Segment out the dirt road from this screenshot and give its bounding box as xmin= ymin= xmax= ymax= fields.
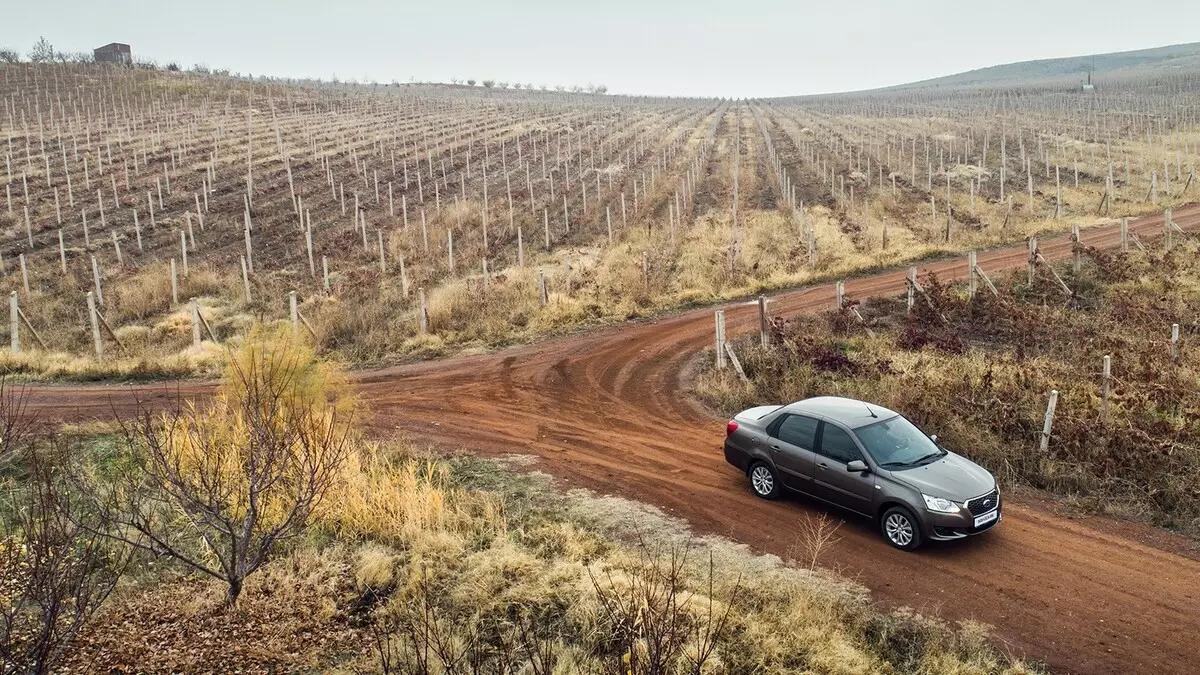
xmin=25 ymin=207 xmax=1200 ymax=674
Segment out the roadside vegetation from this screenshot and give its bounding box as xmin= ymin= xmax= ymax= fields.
xmin=694 ymin=242 xmax=1200 ymax=536
xmin=0 ymin=328 xmax=1041 ymax=673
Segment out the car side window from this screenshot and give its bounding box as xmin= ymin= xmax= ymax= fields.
xmin=773 ymin=415 xmax=819 ymax=450
xmin=818 ymin=424 xmax=863 ymax=464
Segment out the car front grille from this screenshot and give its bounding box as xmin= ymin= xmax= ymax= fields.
xmin=966 ymin=489 xmax=1000 ymax=516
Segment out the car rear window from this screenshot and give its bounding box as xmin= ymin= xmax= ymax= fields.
xmin=774 ymin=415 xmax=819 ymax=450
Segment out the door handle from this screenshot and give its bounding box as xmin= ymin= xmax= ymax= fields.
xmin=817 ymin=462 xmax=828 ymax=469
xmin=769 ymin=444 xmax=781 ymax=451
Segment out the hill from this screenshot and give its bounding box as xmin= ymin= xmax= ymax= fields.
xmin=849 ymin=42 xmax=1200 ymax=93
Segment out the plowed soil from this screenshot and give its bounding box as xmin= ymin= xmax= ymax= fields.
xmin=25 ymin=206 xmax=1200 ymax=674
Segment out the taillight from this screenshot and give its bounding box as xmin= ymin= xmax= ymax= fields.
xmin=726 ymin=420 xmax=739 ymax=437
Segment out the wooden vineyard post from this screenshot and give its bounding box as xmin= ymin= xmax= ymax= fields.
xmin=170 ymin=259 xmax=179 ymax=305
xmin=447 ymin=231 xmax=455 ymax=273
xmin=1171 ymin=323 xmax=1180 ymax=362
xmin=418 ymin=287 xmax=428 ymax=334
xmin=724 ymin=342 xmax=750 ymax=383
xmin=91 ymin=256 xmax=104 ymax=306
xmin=305 ymin=222 xmax=315 ymax=277
xmin=1164 ymin=209 xmax=1173 ymax=250
xmin=1027 ymin=238 xmax=1037 ymax=286
xmin=180 ymin=230 xmax=189 ymax=278
xmin=9 ymin=292 xmax=18 ymax=353
xmin=907 ymin=267 xmax=916 ymax=314
xmin=968 ymin=251 xmax=977 ymax=299
xmin=289 ymin=291 xmax=299 ymax=329
xmin=835 ymin=281 xmax=845 ymax=310
xmin=241 ymin=256 xmax=252 ymax=302
xmin=806 ymin=220 xmax=816 ymax=266
xmin=715 ymin=310 xmax=727 ymax=370
xmin=377 ymin=231 xmax=386 ymax=274
xmin=538 ymin=270 xmax=548 ymax=306
xmin=1072 ymin=225 xmax=1081 ymax=274
xmin=1101 ymin=354 xmax=1111 ymax=425
xmin=1120 ymin=218 xmax=1129 ymax=253
xmin=759 ymin=295 xmax=769 ymax=347
xmin=1040 ymin=389 xmax=1059 ymax=452
xmin=190 ymin=298 xmax=202 ymax=347
xmin=244 ymin=226 xmax=254 ymax=273
xmin=87 ymin=291 xmax=102 ymax=359
xmin=19 ymin=254 xmax=29 ymax=294
xmin=58 ymin=229 xmax=67 ymax=274
xmin=517 ymin=228 xmax=525 ymax=268
xmin=323 ymin=256 xmax=330 ymax=292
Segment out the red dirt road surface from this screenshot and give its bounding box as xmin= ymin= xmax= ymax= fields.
xmin=25 ymin=206 xmax=1200 ymax=674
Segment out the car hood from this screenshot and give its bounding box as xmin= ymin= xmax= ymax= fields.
xmin=886 ymin=451 xmax=996 ymax=502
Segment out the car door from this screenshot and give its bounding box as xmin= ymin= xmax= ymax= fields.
xmin=766 ymin=414 xmax=820 ymax=492
xmin=811 ymin=422 xmax=876 ymax=514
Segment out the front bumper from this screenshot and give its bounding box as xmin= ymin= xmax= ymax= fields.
xmin=923 ymin=503 xmax=1002 ymax=541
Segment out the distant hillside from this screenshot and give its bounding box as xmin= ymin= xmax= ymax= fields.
xmin=884 ymin=42 xmax=1200 ymax=91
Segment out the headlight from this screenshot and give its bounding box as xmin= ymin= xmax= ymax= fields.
xmin=922 ymin=494 xmax=962 ymax=513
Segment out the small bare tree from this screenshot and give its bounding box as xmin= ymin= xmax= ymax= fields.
xmin=1 ymin=381 xmax=127 ymax=675
xmin=84 ymin=332 xmax=354 ymax=605
xmin=26 ymin=37 xmax=54 ymax=63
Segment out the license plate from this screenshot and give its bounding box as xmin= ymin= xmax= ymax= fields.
xmin=974 ymin=510 xmax=998 ymax=527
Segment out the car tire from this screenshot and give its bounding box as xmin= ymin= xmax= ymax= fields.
xmin=748 ymin=462 xmax=781 ymax=500
xmin=881 ymin=506 xmax=923 ymax=551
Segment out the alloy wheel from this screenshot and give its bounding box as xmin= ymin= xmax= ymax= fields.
xmin=885 ymin=513 xmax=914 ymax=547
xmin=751 ymin=465 xmax=774 ymax=496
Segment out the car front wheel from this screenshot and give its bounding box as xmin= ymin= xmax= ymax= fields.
xmin=748 ymin=462 xmax=781 ymax=500
xmin=881 ymin=506 xmax=923 ymax=551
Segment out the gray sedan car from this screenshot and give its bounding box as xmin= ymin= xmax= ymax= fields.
xmin=723 ymin=396 xmax=1000 ymax=550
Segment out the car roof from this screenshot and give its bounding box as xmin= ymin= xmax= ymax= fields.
xmin=785 ymin=396 xmax=900 ymax=429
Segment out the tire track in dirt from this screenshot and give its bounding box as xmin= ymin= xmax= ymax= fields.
xmin=24 ymin=206 xmax=1200 ymax=675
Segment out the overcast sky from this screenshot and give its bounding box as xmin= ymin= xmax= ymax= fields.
xmin=3 ymin=0 xmax=1199 ymax=97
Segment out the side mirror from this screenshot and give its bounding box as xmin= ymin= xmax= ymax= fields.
xmin=929 ymin=434 xmax=939 ymax=444
xmin=846 ymin=460 xmax=869 ymax=473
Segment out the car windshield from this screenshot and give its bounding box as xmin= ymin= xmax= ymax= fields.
xmin=855 ymin=415 xmax=944 ymax=468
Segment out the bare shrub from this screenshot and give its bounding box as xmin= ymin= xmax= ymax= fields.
xmin=1 ymin=387 xmax=127 ymax=674
xmin=585 ymin=540 xmax=741 ymax=674
xmin=796 ymin=513 xmax=843 ymax=569
xmin=83 ymin=325 xmax=355 ymax=605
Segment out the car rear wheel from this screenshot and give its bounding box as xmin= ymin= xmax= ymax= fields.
xmin=881 ymin=506 xmax=922 ymax=551
xmin=748 ymin=462 xmax=781 ymax=500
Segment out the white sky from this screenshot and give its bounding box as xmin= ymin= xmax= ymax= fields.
xmin=3 ymin=0 xmax=1199 ymax=97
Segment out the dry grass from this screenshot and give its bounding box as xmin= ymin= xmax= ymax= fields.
xmin=58 ymin=436 xmax=1040 ymax=673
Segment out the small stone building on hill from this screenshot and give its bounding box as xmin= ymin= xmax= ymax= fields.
xmin=94 ymin=43 xmax=132 ymax=65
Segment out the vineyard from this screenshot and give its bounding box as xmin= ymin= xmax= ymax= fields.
xmin=1 ymin=63 xmax=1198 ymax=379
